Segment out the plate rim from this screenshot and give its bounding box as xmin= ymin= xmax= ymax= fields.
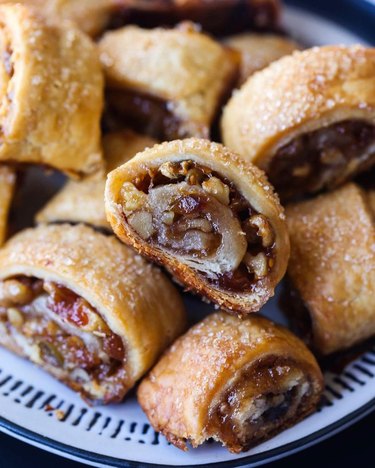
xmin=1 ymin=1 xmax=375 ymax=467
xmin=1 ymin=397 xmax=374 ymax=468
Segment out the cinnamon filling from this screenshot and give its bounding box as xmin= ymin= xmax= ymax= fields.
xmin=209 ymin=358 xmax=311 ymax=452
xmin=0 ymin=276 xmax=127 ymax=403
xmin=121 ymin=160 xmax=275 ymax=292
xmin=105 ymin=89 xmax=186 ymax=140
xmin=268 ymin=119 xmax=375 ymax=200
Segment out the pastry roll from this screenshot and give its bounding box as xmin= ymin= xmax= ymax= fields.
xmin=0 ymin=4 xmax=104 ymax=177
xmin=286 ymin=183 xmax=375 ymax=355
xmin=105 ymin=138 xmax=289 ymax=315
xmin=0 ymin=167 xmax=16 ymax=246
xmin=0 ymin=224 xmax=186 ymax=403
xmin=225 ymin=33 xmax=300 ymax=85
xmin=222 ymin=46 xmax=375 ymax=200
xmin=0 ymin=1 xmax=122 ymax=37
xmin=120 ymin=1 xmax=281 ymax=36
xmin=138 ymin=312 xmax=323 ymax=453
xmin=99 ymin=24 xmax=238 ymax=140
xmin=36 ymin=131 xmax=156 ymax=230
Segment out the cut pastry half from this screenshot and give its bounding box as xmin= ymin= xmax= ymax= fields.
xmin=0 ymin=224 xmax=186 ymax=403
xmin=105 ymin=138 xmax=289 ymax=315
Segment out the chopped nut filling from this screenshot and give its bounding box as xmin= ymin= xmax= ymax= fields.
xmin=268 ymin=119 xmax=375 ymax=200
xmin=210 ymin=361 xmax=311 ymax=450
xmin=121 ymin=160 xmax=276 ymax=292
xmin=0 ymin=277 xmax=127 ymax=403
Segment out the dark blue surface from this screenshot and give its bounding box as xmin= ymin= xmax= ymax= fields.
xmin=1 ymin=0 xmax=374 ymax=467
xmin=285 ymin=0 xmax=375 ymax=44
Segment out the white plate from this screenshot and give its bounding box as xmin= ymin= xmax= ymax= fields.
xmin=1 ymin=5 xmax=374 ymax=468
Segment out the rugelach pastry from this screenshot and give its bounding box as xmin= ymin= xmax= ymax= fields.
xmin=0 ymin=0 xmax=123 ymax=37
xmin=286 ymin=183 xmax=375 ymax=355
xmin=99 ymin=24 xmax=238 ymax=139
xmin=105 ymin=138 xmax=290 ymax=315
xmin=36 ymin=131 xmax=156 ymax=230
xmin=120 ymin=0 xmax=281 ymax=36
xmin=138 ymin=312 xmax=323 ymax=453
xmin=222 ymin=46 xmax=375 ymax=200
xmin=225 ymin=33 xmax=300 ymax=85
xmin=0 ymin=224 xmax=186 ymax=403
xmin=0 ymin=167 xmax=16 ymax=246
xmin=0 ymin=4 xmax=104 ymax=177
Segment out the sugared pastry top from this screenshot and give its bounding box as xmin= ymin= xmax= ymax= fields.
xmin=138 ymin=311 xmax=323 ymax=453
xmin=285 ymin=183 xmax=375 ymax=355
xmin=0 ymin=4 xmax=104 ymax=177
xmin=222 ymin=45 xmax=375 ymax=200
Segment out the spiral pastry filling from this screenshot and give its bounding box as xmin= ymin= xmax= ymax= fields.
xmin=121 ymin=160 xmax=276 ymax=293
xmin=0 ymin=276 xmax=127 ymax=403
xmin=268 ymin=120 xmax=375 ymax=200
xmin=209 ymin=359 xmax=312 ymax=451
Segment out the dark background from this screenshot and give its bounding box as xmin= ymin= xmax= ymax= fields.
xmin=1 ymin=0 xmax=374 ymax=467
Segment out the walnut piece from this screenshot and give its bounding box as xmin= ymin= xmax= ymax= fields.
xmin=121 ymin=182 xmax=147 ymax=213
xmin=248 ymin=214 xmax=274 ymax=247
xmin=202 ymin=177 xmax=230 ymax=205
xmin=0 ymin=279 xmax=35 ymax=307
xmin=244 ymin=252 xmax=268 ymax=279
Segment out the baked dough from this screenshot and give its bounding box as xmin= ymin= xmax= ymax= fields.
xmin=105 ymin=138 xmax=289 ymax=315
xmin=138 ymin=312 xmax=323 ymax=453
xmin=222 ymin=45 xmax=375 ymax=200
xmin=36 ymin=131 xmax=157 ymax=230
xmin=225 ymin=33 xmax=300 ymax=85
xmin=0 ymin=0 xmax=122 ymax=37
xmin=0 ymin=166 xmax=16 ymax=246
xmin=99 ymin=24 xmax=238 ymax=139
xmin=286 ymin=183 xmax=375 ymax=355
xmin=0 ymin=4 xmax=104 ymax=176
xmin=120 ymin=0 xmax=281 ymax=36
xmin=0 ymin=224 xmax=186 ymax=403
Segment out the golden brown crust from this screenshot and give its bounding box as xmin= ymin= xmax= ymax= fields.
xmin=105 ymin=138 xmax=290 ymax=315
xmin=0 ymin=0 xmax=120 ymax=37
xmin=0 ymin=166 xmax=16 ymax=246
xmin=0 ymin=224 xmax=186 ymax=398
xmin=138 ymin=312 xmax=323 ymax=453
xmin=286 ymin=183 xmax=375 ymax=355
xmin=222 ymin=46 xmax=375 ymax=195
xmin=0 ymin=4 xmax=104 ymax=177
xmin=99 ymin=24 xmax=238 ymax=139
xmin=36 ymin=131 xmax=157 ymax=230
xmin=225 ymin=33 xmax=300 ymax=85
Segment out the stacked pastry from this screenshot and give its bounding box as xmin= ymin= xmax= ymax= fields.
xmin=0 ymin=0 xmax=374 ymax=458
